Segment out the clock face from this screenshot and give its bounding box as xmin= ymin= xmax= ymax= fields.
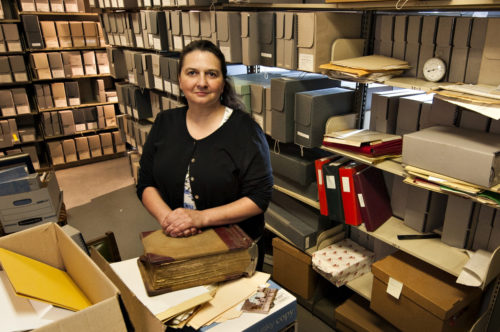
xmin=423 ymin=58 xmax=446 ymax=82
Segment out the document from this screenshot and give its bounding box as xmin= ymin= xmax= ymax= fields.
xmin=0 ymin=248 xmax=91 ymax=312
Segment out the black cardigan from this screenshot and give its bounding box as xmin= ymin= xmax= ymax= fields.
xmin=137 ymin=107 xmax=273 ymax=240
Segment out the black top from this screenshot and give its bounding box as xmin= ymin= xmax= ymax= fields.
xmin=137 ymin=107 xmax=273 ymax=240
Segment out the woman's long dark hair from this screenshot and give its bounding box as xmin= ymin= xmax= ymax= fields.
xmin=178 ymin=40 xmax=246 ymax=112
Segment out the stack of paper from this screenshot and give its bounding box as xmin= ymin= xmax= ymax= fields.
xmin=435 ymin=84 xmax=500 ymax=120
xmin=323 ymin=129 xmax=402 ymax=157
xmin=320 ymin=55 xmax=410 ymax=83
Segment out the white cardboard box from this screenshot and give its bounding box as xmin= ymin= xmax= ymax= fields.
xmin=0 ymin=223 xmax=127 ymax=331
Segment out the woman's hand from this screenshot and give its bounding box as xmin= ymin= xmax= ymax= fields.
xmin=161 ymin=208 xmax=206 ymax=237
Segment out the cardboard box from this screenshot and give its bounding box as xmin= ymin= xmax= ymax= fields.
xmin=402 ymin=126 xmax=500 ymax=187
xmin=429 ymin=97 xmax=459 ymax=127
xmin=335 ymin=295 xmax=399 ymax=332
xmin=459 ymin=109 xmax=490 ymax=132
xmin=23 ymin=15 xmax=44 ymax=49
xmin=404 ymin=186 xmax=447 ymax=233
xmin=12 ymin=88 xmax=30 ymax=115
xmin=404 ymin=15 xmax=422 ymax=77
xmin=36 ymin=0 xmax=50 ymax=12
xmin=69 ymin=22 xmax=85 ymax=47
xmin=465 ymin=18 xmax=487 ymax=84
xmin=0 ymin=56 xmax=11 ymax=83
xmin=40 ymin=21 xmax=59 ymax=48
xmin=48 ymin=141 xmax=64 ymax=165
xmin=51 ymin=83 xmax=67 ymax=108
xmin=0 ymin=223 xmax=127 ymax=330
xmin=99 ymin=132 xmax=114 ymax=155
xmin=272 ymin=237 xmax=317 ymax=299
xmin=395 ymin=93 xmax=434 ymax=135
xmin=488 ymin=211 xmax=500 ymax=252
xmin=87 ymin=134 xmax=103 ymax=158
xmin=3 ymin=24 xmax=22 ymax=52
xmin=51 ymin=111 xmax=61 ymax=135
xmin=32 ymin=53 xmax=52 ymax=80
xmin=471 ymin=205 xmax=495 ymax=251
xmin=112 ymin=130 xmax=125 ymax=153
xmin=478 ymin=18 xmax=500 ymax=86
xmin=0 ymin=90 xmax=15 ymax=116
xmin=69 ymin=51 xmax=84 ymax=77
xmin=9 ymin=56 xmax=28 ymax=83
xmin=294 ymin=87 xmax=353 ymax=148
xmin=49 ymin=0 xmax=64 ymax=12
xmin=62 ymin=139 xmax=77 ymax=162
xmin=276 ymin=12 xmax=297 ymax=69
xmin=83 ymin=21 xmax=98 ymax=47
xmin=65 ymin=81 xmax=80 ymax=106
xmin=441 ymin=195 xmax=476 ymax=249
xmin=20 ymin=0 xmax=36 ymax=11
xmin=47 ymin=52 xmax=65 ymax=78
xmin=75 ymin=136 xmax=90 ymax=160
xmin=170 ymin=10 xmax=184 ymax=52
xmin=95 ymin=51 xmax=109 ymax=74
xmin=240 ymin=12 xmax=259 ymax=66
xmin=448 ymin=17 xmax=472 ymax=83
xmin=297 ymin=12 xmax=361 ymax=73
xmin=59 ymin=110 xmax=75 ymax=135
xmin=0 ymin=173 xmax=60 ymax=233
xmin=82 ymin=51 xmax=97 ymax=75
xmin=216 ymin=12 xmax=242 ymax=63
xmin=371 ymin=251 xmax=482 ymax=332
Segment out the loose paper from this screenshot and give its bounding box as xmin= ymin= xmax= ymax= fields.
xmin=386 ymin=277 xmax=403 ymax=300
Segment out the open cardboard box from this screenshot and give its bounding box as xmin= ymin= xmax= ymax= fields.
xmin=0 ymin=223 xmax=127 ymax=331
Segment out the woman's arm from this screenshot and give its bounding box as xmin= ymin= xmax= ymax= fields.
xmin=164 ymin=197 xmax=262 ymax=237
xmin=141 ymin=186 xmax=172 ymax=228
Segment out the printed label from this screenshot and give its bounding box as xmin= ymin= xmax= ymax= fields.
xmin=298 ymin=53 xmax=314 ymax=72
xmin=136 ymin=37 xmax=144 ymax=48
xmin=154 ymin=77 xmax=163 ymax=89
xmin=317 ymin=170 xmax=323 ymax=185
xmin=341 ymin=177 xmax=350 ymax=193
xmin=164 ymin=81 xmax=172 ymax=93
xmin=153 ymin=37 xmax=161 ymax=50
xmin=326 ymin=175 xmax=336 ymax=189
xmin=357 ymin=194 xmax=365 ymax=208
xmin=261 ymin=52 xmax=272 ymax=58
xmin=297 ymin=131 xmax=309 ymax=139
xmin=172 ymin=84 xmax=180 ymax=96
xmin=387 ymin=277 xmax=403 ymax=300
xmin=173 ymin=36 xmax=183 ymax=51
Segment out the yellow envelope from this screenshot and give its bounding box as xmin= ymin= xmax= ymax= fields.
xmin=0 ymin=247 xmax=91 ymax=311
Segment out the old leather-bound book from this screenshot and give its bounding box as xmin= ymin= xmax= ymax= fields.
xmin=138 ymin=225 xmax=257 ymax=295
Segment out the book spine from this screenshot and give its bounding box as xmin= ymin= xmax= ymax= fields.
xmin=215 ymin=225 xmax=253 ymax=250
xmin=339 ymin=167 xmax=362 ymax=226
xmin=315 ymin=158 xmax=331 ymax=216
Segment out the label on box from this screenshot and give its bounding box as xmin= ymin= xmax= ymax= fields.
xmin=317 ymin=169 xmax=323 ymax=185
xmin=298 ymin=53 xmax=314 ymax=72
xmin=357 ymin=193 xmax=365 ymax=208
xmin=118 ymin=0 xmax=124 ymax=7
xmin=164 ymin=80 xmax=172 ymax=93
xmin=341 ymin=177 xmax=350 ymax=193
xmin=261 ymin=52 xmax=272 ymax=59
xmin=148 ymin=35 xmax=154 ymax=48
xmin=172 ymin=84 xmax=180 ymax=96
xmin=184 ymin=37 xmax=192 ymax=47
xmin=128 ymin=73 xmax=135 ymax=84
xmin=387 ymin=277 xmax=403 ymax=300
xmin=220 ymin=46 xmax=231 ymax=62
xmin=326 ymin=175 xmax=336 ymax=189
xmin=296 ymin=131 xmax=309 ymax=139
xmin=16 ymin=105 xmax=30 ymax=115
xmin=136 ymin=37 xmax=144 ymax=48
xmin=120 ymin=35 xmax=127 ymax=45
xmin=173 ymin=36 xmax=183 ymax=51
xmin=75 ymin=124 xmax=87 ymax=132
xmin=153 ymin=37 xmax=161 ymax=50
xmin=133 ymin=109 xmax=138 ymax=119
xmin=111 ymin=0 xmax=118 ymax=6
xmin=154 ymin=77 xmax=163 ymax=90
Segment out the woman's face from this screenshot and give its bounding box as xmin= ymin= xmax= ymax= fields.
xmin=179 ymin=50 xmax=225 ymax=108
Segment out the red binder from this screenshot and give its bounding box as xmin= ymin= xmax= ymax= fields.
xmin=353 ymin=166 xmax=392 ymax=232
xmin=315 ymin=155 xmax=341 ymax=216
xmin=339 ymin=162 xmax=367 ymax=226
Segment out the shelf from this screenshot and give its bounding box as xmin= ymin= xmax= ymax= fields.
xmin=357 ymin=217 xmax=469 ymax=277
xmin=0 ymin=81 xmax=30 ymax=87
xmin=0 ymin=112 xmax=38 ymax=119
xmin=0 ymin=51 xmax=25 ymax=55
xmin=346 ymin=272 xmax=373 ymax=301
xmin=220 ymin=0 xmax=500 ymax=10
xmin=27 ymin=46 xmax=107 ymax=52
xmin=0 ymin=19 xmax=21 ymax=23
xmin=32 ymin=74 xmax=112 ymax=82
xmin=50 ymin=151 xmax=127 ymax=170
xmin=19 ymin=12 xmax=99 ymax=17
xmin=321 ymin=145 xmax=405 ymax=177
xmin=273 ymin=184 xmax=320 ymax=210
xmin=39 ymin=101 xmax=117 ymax=112
xmin=45 ymin=126 xmax=119 ymax=140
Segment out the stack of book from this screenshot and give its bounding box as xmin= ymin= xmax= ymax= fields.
xmin=138 ymin=225 xmax=257 ymax=295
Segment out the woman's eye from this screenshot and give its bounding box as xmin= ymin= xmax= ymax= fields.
xmin=208 ymin=72 xmax=218 ymax=78
xmin=187 ymin=71 xmax=196 ymax=76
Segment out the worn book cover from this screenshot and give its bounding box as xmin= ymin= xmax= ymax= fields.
xmin=139 ymin=225 xmax=258 ymax=295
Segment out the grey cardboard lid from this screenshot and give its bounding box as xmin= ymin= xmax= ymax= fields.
xmin=453 ymin=17 xmax=472 ymax=47
xmin=276 ymin=12 xmax=285 ymax=39
xmin=216 ymin=12 xmax=230 ymax=42
xmin=258 ymin=12 xmax=275 ymax=44
xmin=189 ymin=11 xmax=200 ymax=37
xmin=402 ymin=125 xmax=500 ymax=187
xmin=181 ymin=11 xmax=191 ymax=35
xmin=199 ymin=11 xmax=212 ymax=38
xmin=171 ymin=10 xmax=182 ymax=36
xmin=297 ymin=12 xmax=315 ymax=48
xmin=436 ymin=16 xmax=454 ymax=45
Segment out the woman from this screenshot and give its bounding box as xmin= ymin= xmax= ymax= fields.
xmin=136 ymin=40 xmax=273 ymax=264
